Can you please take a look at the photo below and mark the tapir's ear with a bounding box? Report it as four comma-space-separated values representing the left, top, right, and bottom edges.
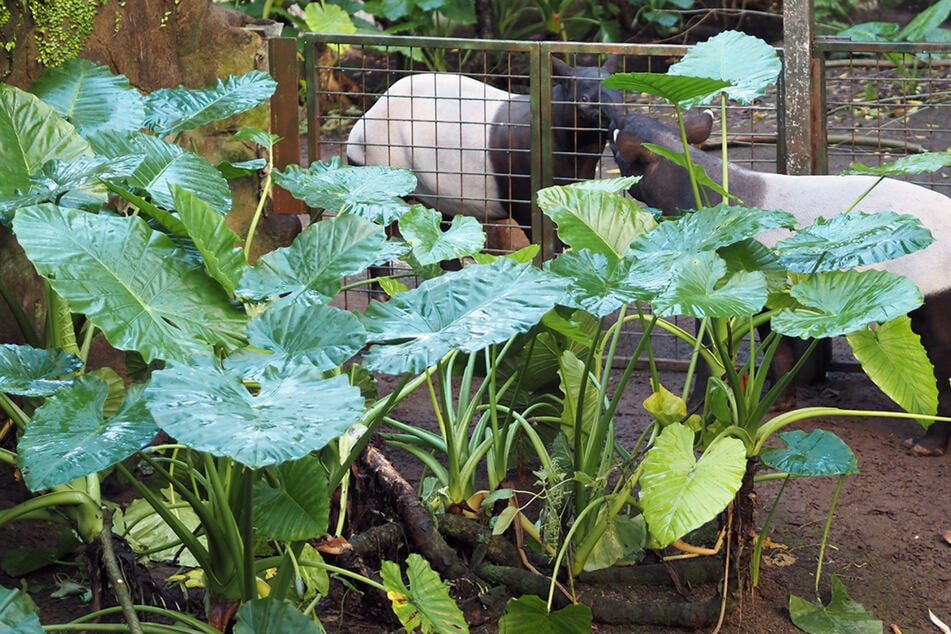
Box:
552, 57, 572, 79
602, 55, 619, 74
613, 129, 656, 166
683, 109, 714, 145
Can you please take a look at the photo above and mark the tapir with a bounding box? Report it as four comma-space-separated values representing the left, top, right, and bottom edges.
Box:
610, 110, 951, 456
346, 57, 622, 238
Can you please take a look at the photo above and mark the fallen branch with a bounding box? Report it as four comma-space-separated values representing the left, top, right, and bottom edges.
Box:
359, 445, 476, 584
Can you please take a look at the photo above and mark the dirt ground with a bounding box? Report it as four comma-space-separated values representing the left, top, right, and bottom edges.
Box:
374, 367, 951, 634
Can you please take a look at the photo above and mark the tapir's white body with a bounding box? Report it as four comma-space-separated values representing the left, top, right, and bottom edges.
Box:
612, 111, 951, 453
347, 73, 522, 220
611, 113, 951, 297
750, 173, 951, 296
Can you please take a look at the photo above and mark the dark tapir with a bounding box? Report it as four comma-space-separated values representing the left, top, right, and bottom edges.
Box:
610, 110, 951, 456
346, 57, 622, 237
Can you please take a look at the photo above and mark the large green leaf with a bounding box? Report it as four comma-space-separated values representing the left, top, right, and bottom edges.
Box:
772, 270, 923, 338
381, 554, 468, 634
252, 456, 330, 541
361, 259, 566, 374
652, 250, 768, 318
668, 30, 781, 105
0, 344, 81, 397
274, 162, 416, 224
536, 184, 656, 261
776, 210, 933, 273
546, 249, 660, 317
171, 185, 247, 295
582, 512, 647, 572
227, 299, 366, 378
399, 205, 485, 265
13, 205, 248, 363
847, 315, 938, 421
0, 155, 142, 219
236, 214, 387, 303
789, 575, 882, 634
898, 0, 951, 41
28, 58, 145, 135
498, 595, 593, 634
18, 379, 158, 491
639, 423, 746, 548
0, 587, 43, 634
234, 597, 323, 634
558, 349, 602, 439
630, 204, 795, 260
120, 497, 203, 567
88, 130, 232, 215
145, 360, 364, 468
602, 72, 731, 107
0, 84, 91, 201
143, 71, 277, 136
760, 429, 859, 476
847, 151, 951, 176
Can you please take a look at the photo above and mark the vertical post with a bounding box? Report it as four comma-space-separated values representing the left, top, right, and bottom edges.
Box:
533, 44, 558, 262
268, 37, 305, 214
781, 0, 824, 175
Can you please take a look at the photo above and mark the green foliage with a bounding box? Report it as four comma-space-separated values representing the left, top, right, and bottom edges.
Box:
498, 595, 592, 633
0, 586, 43, 634
234, 597, 325, 633
381, 554, 469, 633
28, 0, 102, 67
789, 575, 882, 633
639, 423, 746, 548
760, 430, 858, 477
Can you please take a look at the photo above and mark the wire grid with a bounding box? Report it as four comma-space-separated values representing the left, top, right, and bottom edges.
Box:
820, 46, 951, 194
306, 36, 784, 368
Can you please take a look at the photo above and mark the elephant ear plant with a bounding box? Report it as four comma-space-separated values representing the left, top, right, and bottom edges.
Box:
1, 59, 575, 632
598, 29, 951, 626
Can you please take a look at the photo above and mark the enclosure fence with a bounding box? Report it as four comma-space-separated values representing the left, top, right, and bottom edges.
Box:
275, 32, 951, 370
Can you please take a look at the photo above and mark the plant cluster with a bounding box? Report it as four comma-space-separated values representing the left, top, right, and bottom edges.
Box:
0, 30, 948, 633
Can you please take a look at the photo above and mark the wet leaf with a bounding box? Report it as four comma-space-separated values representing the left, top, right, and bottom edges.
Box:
0, 344, 81, 397
760, 429, 859, 476
146, 359, 363, 468
362, 259, 565, 374
18, 379, 158, 491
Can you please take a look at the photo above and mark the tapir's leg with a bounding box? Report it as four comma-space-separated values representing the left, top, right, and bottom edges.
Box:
905, 299, 951, 456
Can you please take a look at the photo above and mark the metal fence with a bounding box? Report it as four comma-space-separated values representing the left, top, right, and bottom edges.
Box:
292, 32, 951, 369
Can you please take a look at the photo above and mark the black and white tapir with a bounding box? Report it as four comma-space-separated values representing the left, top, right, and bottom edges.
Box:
346, 57, 622, 238
610, 110, 951, 456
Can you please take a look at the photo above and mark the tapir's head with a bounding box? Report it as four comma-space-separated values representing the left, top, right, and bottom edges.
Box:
609, 110, 714, 212
552, 56, 623, 128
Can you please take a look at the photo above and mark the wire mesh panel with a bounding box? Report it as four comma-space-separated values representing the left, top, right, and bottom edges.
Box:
300, 34, 789, 368
817, 39, 951, 194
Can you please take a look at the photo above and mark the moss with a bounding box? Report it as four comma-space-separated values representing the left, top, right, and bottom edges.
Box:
29, 0, 104, 67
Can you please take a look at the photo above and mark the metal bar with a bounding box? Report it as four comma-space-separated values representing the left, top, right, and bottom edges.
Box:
268, 38, 305, 215
815, 38, 951, 54
534, 44, 559, 262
